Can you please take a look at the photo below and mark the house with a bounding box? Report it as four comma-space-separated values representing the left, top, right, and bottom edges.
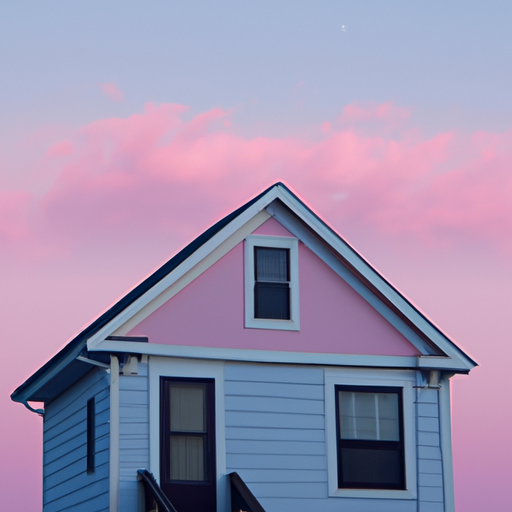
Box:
11, 182, 476, 512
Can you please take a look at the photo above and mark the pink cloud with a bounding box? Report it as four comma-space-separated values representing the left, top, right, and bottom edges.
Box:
3, 101, 512, 260
98, 82, 124, 102
0, 190, 32, 240
45, 140, 73, 158
338, 101, 412, 126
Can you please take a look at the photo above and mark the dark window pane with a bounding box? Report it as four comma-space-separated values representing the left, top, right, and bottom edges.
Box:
339, 445, 403, 488
255, 282, 290, 319
87, 398, 95, 473
255, 248, 289, 281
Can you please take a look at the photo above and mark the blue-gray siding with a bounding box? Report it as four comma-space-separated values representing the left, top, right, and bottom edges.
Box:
43, 367, 110, 512
225, 362, 446, 512
416, 387, 444, 512
118, 362, 150, 511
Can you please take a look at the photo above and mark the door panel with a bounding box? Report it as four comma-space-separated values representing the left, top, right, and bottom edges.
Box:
161, 378, 217, 512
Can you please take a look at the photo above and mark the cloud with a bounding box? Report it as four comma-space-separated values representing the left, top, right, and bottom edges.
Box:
0, 190, 33, 241
98, 82, 124, 102
2, 101, 512, 260
338, 101, 412, 128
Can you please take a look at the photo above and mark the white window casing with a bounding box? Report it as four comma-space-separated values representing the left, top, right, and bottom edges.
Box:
324, 368, 417, 500
244, 235, 300, 331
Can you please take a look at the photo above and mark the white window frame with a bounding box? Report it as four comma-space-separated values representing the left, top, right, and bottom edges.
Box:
325, 368, 417, 500
244, 235, 299, 331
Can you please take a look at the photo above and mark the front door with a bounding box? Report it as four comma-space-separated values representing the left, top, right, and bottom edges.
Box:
160, 378, 217, 512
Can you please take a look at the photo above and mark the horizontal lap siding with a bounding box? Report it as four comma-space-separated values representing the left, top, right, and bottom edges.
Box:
225, 363, 423, 512
416, 387, 444, 512
225, 363, 328, 511
43, 367, 110, 512
118, 362, 149, 512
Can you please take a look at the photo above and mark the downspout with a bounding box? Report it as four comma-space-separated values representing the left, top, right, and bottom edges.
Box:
20, 400, 45, 416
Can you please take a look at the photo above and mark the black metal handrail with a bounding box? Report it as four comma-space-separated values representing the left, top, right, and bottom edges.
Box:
137, 469, 179, 512
229, 472, 266, 512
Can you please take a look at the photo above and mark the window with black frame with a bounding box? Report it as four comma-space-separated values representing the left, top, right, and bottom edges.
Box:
335, 386, 405, 490
254, 246, 290, 320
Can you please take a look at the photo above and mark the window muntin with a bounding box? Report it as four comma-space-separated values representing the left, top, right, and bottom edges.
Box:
335, 386, 405, 490
254, 247, 290, 320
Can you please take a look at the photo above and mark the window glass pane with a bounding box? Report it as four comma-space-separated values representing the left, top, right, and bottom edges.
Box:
340, 446, 402, 487
377, 393, 399, 441
255, 248, 289, 281
339, 391, 399, 441
255, 282, 290, 319
170, 385, 205, 432
170, 436, 205, 481
339, 391, 378, 440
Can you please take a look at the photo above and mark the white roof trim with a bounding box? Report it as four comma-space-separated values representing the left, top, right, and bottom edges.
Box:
87, 184, 475, 372
91, 339, 470, 372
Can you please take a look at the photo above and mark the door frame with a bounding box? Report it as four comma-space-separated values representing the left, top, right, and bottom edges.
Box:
149, 357, 227, 512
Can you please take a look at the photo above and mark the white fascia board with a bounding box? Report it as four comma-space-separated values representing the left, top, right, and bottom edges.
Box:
86, 203, 273, 350
89, 339, 473, 371
269, 187, 476, 372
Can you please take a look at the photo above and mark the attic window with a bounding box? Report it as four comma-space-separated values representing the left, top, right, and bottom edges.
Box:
244, 235, 299, 330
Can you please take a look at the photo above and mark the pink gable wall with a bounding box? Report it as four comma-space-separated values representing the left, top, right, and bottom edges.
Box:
127, 219, 420, 356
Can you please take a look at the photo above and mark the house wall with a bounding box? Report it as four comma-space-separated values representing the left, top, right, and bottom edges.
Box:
128, 223, 420, 357
118, 360, 150, 511
224, 361, 445, 512
43, 366, 110, 512
111, 357, 446, 512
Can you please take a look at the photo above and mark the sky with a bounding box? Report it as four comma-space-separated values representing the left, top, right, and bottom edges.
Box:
1, 2, 511, 510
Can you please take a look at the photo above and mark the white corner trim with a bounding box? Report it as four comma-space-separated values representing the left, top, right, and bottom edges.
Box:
244, 235, 300, 331
148, 357, 227, 512
324, 368, 417, 500
87, 210, 271, 348
109, 355, 120, 512
439, 377, 455, 512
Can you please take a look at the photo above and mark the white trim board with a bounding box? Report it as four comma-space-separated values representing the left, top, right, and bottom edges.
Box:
109, 355, 120, 512
265, 193, 475, 371
148, 357, 227, 512
244, 235, 300, 331
90, 339, 467, 371
86, 184, 475, 373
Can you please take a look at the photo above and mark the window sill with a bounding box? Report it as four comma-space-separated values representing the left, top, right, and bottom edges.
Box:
330, 488, 415, 500
245, 317, 300, 331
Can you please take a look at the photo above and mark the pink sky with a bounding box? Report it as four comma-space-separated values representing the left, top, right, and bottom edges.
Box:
2, 100, 512, 511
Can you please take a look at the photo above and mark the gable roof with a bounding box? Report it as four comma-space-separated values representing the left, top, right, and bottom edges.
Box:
11, 182, 477, 408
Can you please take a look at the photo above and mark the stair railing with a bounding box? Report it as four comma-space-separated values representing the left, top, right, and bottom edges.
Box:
137, 468, 179, 512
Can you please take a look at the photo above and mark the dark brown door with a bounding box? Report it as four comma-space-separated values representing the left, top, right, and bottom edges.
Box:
160, 378, 217, 512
